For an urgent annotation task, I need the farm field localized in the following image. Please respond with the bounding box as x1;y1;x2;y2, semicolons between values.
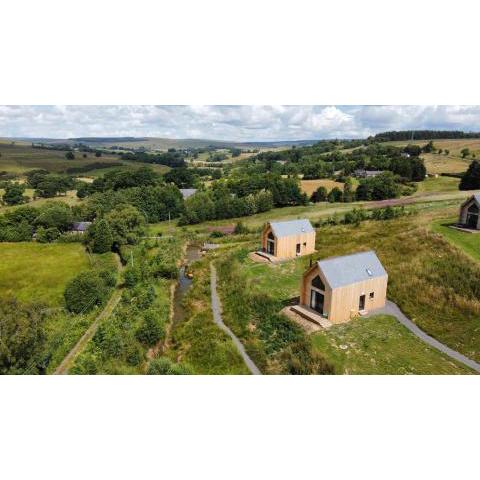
300;178;345;196
414;175;460;194
0;189;81;213
0;141;169;176
311;315;470;374
431;217;480;262
0;242;110;306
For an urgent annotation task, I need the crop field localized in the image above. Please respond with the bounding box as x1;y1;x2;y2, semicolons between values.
0;242;112;306
300;179;345;196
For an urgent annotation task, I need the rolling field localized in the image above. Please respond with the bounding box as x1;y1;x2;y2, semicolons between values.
414;176;460;194
431;218;480;262
0;189;81;213
0;242;101;306
0;141;169;176
300;178;345;196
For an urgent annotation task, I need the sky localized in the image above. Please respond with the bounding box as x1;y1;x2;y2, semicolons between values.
1;105;480;141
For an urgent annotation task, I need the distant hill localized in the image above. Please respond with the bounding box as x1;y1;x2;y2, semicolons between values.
371;130;480;142
11;137;318;151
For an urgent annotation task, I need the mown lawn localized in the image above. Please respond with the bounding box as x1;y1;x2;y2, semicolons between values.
311;315;471;374
431;218;480;263
0;242;94;306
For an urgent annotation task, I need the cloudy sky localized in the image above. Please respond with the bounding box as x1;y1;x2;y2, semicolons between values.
1;105;480;141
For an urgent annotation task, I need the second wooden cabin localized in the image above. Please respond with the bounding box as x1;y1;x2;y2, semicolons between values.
261;219;316;260
298;250;388;324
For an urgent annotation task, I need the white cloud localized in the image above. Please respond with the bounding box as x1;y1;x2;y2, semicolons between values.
0;105;480;141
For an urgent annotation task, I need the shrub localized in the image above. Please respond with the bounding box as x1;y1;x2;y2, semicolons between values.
147;357;192;375
64;271;110;313
36;226;60;243
135;310;165;346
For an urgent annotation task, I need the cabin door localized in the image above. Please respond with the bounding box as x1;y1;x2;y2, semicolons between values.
310;290;324;314
267;239;275;255
296;243;301;255
466;203;479;229
359;294;366;311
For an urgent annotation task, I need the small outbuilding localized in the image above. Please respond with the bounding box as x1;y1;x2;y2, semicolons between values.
297;250;388;324
459;194;480;230
260;219;315;260
180;188;197;199
71;221;92;234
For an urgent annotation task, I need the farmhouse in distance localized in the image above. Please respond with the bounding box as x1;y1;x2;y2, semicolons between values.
295;250;388;324
260;219;315;260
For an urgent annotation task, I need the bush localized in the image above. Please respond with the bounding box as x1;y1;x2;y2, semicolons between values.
36;226;60;243
147;357;192;375
234;221;249;234
135;310;165;346
64;271;110;313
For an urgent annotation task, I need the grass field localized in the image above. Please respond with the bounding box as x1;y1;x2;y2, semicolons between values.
0;242;109;306
300;179;345;196
0;189;82;213
210;202;480;371
431;218;480;262
311;315;470;374
415;176;460;194
0;142;169;176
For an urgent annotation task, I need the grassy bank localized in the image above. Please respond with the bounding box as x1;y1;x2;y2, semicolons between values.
431;218;480;262
168;254;251;374
311;315;471;374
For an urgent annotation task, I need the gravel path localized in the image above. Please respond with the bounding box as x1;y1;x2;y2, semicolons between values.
368;300;480;373
210;264;262;375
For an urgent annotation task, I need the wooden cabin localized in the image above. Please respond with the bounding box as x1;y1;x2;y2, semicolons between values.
459;194;480;230
260;219;315;260
298;250;388;324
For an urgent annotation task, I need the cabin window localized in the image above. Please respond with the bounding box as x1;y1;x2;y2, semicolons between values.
467;203;479;214
296;243;301;254
303;242;307;247
369;292;374;299
312;275;325;291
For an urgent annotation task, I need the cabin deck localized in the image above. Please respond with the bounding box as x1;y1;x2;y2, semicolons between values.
290;305;332;329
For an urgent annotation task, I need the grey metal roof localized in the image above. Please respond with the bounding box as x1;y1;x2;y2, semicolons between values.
317;250;387;289
180;188;197;199
461;193;480;207
72;221;92;232
269;219;314;238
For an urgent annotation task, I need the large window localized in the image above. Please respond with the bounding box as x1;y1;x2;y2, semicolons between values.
312;275;325;291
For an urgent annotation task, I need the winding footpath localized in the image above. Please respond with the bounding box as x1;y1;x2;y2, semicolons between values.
210;264;262;375
369;300;480;373
54;254;124;375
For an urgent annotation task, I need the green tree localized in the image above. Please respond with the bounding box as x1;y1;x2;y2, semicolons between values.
87;219;113;253
461;148;470;158
311;186;327;202
135;310;165;346
95;151;102;157
459;160;480;190
327;187;343;203
342;177;354;202
64;271;110;313
3;182;26;205
0;300;46;374
36;226;60;243
105;205;145;247
65;151;75;160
